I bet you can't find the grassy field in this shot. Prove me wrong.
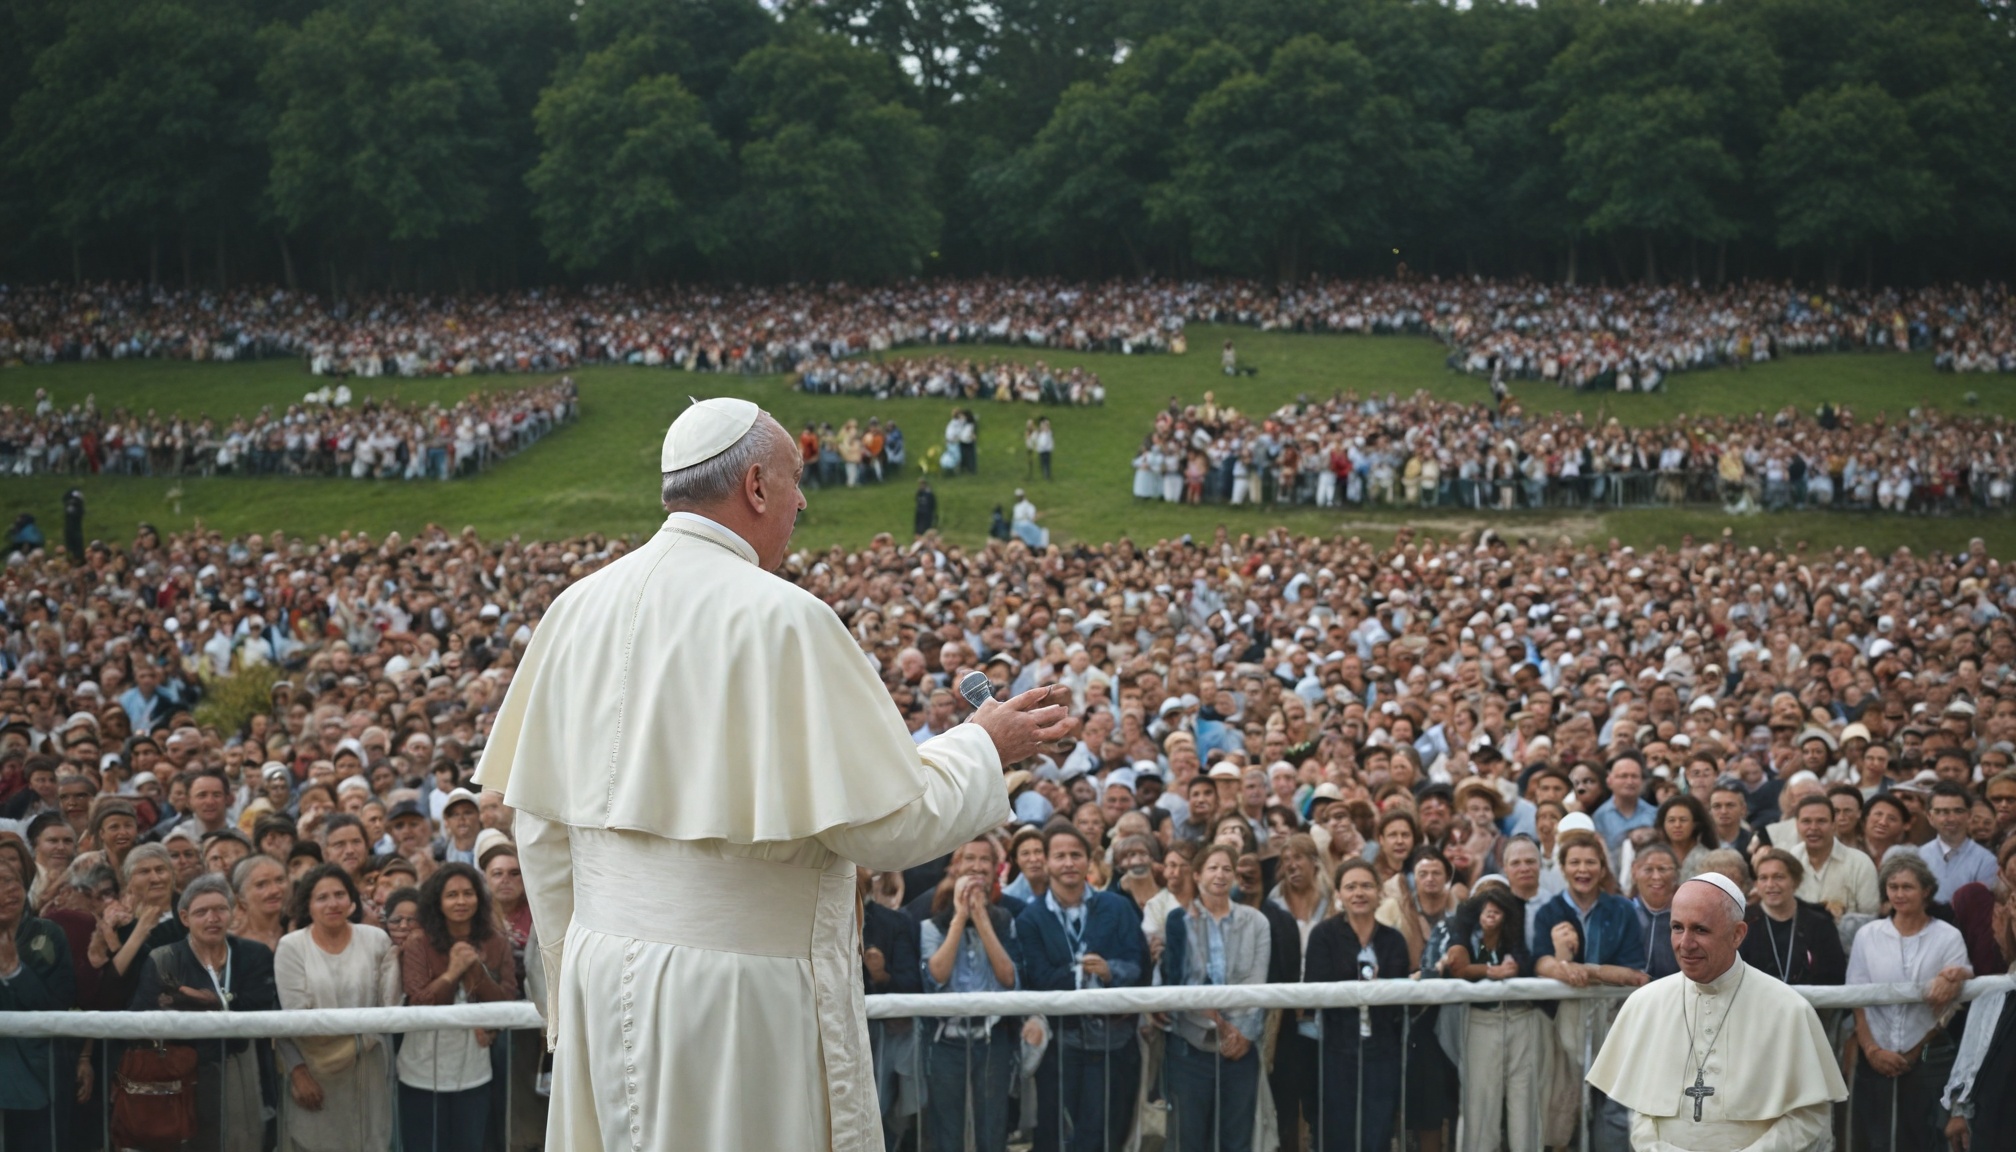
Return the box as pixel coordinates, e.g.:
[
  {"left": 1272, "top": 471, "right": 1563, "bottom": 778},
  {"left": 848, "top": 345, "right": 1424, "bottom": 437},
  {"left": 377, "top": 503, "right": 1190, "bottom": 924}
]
[{"left": 3, "top": 325, "right": 2012, "bottom": 556}]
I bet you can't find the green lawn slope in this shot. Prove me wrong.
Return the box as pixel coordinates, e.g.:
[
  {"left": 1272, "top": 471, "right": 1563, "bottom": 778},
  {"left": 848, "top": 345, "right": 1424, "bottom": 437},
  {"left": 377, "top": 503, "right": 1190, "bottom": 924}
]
[{"left": 3, "top": 325, "right": 2011, "bottom": 556}]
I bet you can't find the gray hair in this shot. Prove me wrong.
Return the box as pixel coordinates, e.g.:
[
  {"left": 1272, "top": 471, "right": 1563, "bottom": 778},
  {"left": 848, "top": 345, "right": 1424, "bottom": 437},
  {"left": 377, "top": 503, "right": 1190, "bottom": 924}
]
[
  {"left": 1878, "top": 852, "right": 1938, "bottom": 898},
  {"left": 230, "top": 852, "right": 285, "bottom": 894},
  {"left": 661, "top": 416, "right": 785, "bottom": 509},
  {"left": 177, "top": 873, "right": 235, "bottom": 916},
  {"left": 64, "top": 857, "right": 118, "bottom": 896},
  {"left": 1697, "top": 848, "right": 1751, "bottom": 886},
  {"left": 122, "top": 843, "right": 173, "bottom": 887}
]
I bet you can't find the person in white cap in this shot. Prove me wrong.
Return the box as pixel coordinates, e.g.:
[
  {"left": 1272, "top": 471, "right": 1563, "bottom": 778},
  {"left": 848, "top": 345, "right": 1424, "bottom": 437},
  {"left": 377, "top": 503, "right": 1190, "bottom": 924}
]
[
  {"left": 475, "top": 397, "right": 1076, "bottom": 1152},
  {"left": 1587, "top": 873, "right": 1847, "bottom": 1152}
]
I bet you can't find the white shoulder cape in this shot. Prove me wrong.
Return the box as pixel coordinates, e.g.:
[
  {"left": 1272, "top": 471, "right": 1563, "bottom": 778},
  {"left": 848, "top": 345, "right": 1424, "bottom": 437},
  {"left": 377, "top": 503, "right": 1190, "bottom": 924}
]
[
  {"left": 474, "top": 518, "right": 930, "bottom": 842},
  {"left": 1586, "top": 964, "right": 1848, "bottom": 1120}
]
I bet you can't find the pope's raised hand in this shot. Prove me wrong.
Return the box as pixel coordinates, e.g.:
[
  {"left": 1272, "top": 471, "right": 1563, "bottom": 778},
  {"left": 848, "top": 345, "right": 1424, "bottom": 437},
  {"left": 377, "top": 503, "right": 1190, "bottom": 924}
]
[{"left": 966, "top": 677, "right": 1077, "bottom": 766}]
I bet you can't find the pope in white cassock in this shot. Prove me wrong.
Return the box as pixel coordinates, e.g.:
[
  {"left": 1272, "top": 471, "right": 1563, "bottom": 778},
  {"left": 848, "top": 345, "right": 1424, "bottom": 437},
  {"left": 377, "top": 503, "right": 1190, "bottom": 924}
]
[
  {"left": 1587, "top": 874, "right": 1848, "bottom": 1152},
  {"left": 473, "top": 398, "right": 1075, "bottom": 1151}
]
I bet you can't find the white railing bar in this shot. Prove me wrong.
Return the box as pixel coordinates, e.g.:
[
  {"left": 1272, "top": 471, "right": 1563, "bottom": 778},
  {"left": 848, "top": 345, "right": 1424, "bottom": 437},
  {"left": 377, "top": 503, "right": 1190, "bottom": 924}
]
[
  {"left": 862, "top": 974, "right": 2016, "bottom": 1019},
  {"left": 0, "top": 1001, "right": 543, "bottom": 1040},
  {"left": 4, "top": 975, "right": 2004, "bottom": 1038}
]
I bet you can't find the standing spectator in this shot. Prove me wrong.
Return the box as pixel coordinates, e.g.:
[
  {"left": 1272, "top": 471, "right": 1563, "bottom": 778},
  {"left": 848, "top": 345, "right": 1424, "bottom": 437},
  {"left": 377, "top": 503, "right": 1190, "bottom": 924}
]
[
  {"left": 274, "top": 863, "right": 400, "bottom": 1152},
  {"left": 1303, "top": 858, "right": 1409, "bottom": 1152},
  {"left": 959, "top": 409, "right": 978, "bottom": 474},
  {"left": 1444, "top": 886, "right": 1539, "bottom": 1152},
  {"left": 1591, "top": 756, "right": 1654, "bottom": 859},
  {"left": 96, "top": 843, "right": 186, "bottom": 1011},
  {"left": 861, "top": 868, "right": 922, "bottom": 1150},
  {"left": 1652, "top": 794, "right": 1717, "bottom": 879},
  {"left": 1848, "top": 854, "right": 1973, "bottom": 1152},
  {"left": 1942, "top": 970, "right": 2015, "bottom": 1152},
  {"left": 913, "top": 480, "right": 937, "bottom": 537},
  {"left": 438, "top": 790, "right": 482, "bottom": 866},
  {"left": 1739, "top": 849, "right": 1846, "bottom": 986},
  {"left": 918, "top": 837, "right": 1018, "bottom": 1152},
  {"left": 229, "top": 854, "right": 289, "bottom": 954},
  {"left": 1010, "top": 490, "right": 1048, "bottom": 550},
  {"left": 1265, "top": 834, "right": 1328, "bottom": 1149},
  {"left": 1034, "top": 418, "right": 1055, "bottom": 482},
  {"left": 1948, "top": 839, "right": 2016, "bottom": 977},
  {"left": 1924, "top": 782, "right": 1999, "bottom": 901},
  {"left": 884, "top": 421, "right": 906, "bottom": 471},
  {"left": 26, "top": 811, "right": 76, "bottom": 911},
  {"left": 481, "top": 843, "right": 531, "bottom": 978},
  {"left": 1015, "top": 825, "right": 1145, "bottom": 1152},
  {"left": 381, "top": 888, "right": 423, "bottom": 952},
  {"left": 1530, "top": 829, "right": 1648, "bottom": 1152},
  {"left": 398, "top": 862, "right": 517, "bottom": 1152},
  {"left": 1628, "top": 843, "right": 1681, "bottom": 979},
  {"left": 1158, "top": 841, "right": 1269, "bottom": 1152},
  {"left": 1786, "top": 794, "right": 1880, "bottom": 918},
  {"left": 128, "top": 873, "right": 278, "bottom": 1152},
  {"left": 62, "top": 488, "right": 85, "bottom": 564},
  {"left": 0, "top": 851, "right": 76, "bottom": 1150},
  {"left": 1382, "top": 846, "right": 1460, "bottom": 1152}
]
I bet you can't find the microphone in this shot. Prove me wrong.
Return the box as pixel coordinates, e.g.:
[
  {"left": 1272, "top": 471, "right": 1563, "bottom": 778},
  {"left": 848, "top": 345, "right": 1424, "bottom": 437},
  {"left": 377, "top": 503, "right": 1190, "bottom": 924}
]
[{"left": 958, "top": 670, "right": 996, "bottom": 710}]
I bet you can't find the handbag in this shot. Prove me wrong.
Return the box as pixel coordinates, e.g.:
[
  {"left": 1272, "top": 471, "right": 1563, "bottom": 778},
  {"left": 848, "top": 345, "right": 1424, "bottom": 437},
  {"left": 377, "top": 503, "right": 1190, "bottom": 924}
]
[{"left": 112, "top": 1040, "right": 199, "bottom": 1151}]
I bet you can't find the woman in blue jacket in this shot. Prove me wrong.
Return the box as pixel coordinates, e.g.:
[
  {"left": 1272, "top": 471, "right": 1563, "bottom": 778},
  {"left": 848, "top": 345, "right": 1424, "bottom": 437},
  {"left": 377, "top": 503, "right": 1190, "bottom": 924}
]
[{"left": 1528, "top": 829, "right": 1648, "bottom": 1152}]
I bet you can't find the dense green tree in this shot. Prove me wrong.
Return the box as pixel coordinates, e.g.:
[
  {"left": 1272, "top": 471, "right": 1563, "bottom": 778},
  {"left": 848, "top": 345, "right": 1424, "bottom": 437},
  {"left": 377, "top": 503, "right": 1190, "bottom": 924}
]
[
  {"left": 1761, "top": 83, "right": 1939, "bottom": 282},
  {"left": 5, "top": 0, "right": 2016, "bottom": 286},
  {"left": 8, "top": 0, "right": 264, "bottom": 282},
  {"left": 527, "top": 35, "right": 730, "bottom": 275},
  {"left": 724, "top": 24, "right": 941, "bottom": 281},
  {"left": 573, "top": 0, "right": 773, "bottom": 108},
  {"left": 1155, "top": 35, "right": 1403, "bottom": 279},
  {"left": 978, "top": 36, "right": 1242, "bottom": 272},
  {"left": 1549, "top": 4, "right": 1779, "bottom": 282},
  {"left": 262, "top": 1, "right": 505, "bottom": 273}
]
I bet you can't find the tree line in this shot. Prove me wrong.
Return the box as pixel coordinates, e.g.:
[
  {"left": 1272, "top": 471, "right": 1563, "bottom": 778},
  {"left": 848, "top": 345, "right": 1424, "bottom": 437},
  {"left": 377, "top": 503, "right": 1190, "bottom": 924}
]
[{"left": 2, "top": 0, "right": 2011, "bottom": 292}]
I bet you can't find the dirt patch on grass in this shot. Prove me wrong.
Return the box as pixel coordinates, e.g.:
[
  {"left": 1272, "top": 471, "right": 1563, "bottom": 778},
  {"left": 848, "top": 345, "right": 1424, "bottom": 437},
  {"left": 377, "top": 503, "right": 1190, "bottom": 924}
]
[{"left": 1326, "top": 512, "right": 1608, "bottom": 541}]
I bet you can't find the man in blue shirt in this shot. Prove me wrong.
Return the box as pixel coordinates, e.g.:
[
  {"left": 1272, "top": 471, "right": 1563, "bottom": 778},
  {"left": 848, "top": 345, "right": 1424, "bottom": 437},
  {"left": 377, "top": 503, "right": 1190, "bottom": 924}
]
[
  {"left": 1924, "top": 781, "right": 1998, "bottom": 900},
  {"left": 1014, "top": 825, "right": 1146, "bottom": 1152},
  {"left": 117, "top": 663, "right": 181, "bottom": 734},
  {"left": 1591, "top": 755, "right": 1655, "bottom": 859}
]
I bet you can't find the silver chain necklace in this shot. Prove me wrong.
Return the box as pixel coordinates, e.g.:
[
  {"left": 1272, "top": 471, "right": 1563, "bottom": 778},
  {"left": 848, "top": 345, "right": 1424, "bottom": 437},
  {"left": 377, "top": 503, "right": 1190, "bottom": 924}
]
[{"left": 1763, "top": 912, "right": 1796, "bottom": 983}]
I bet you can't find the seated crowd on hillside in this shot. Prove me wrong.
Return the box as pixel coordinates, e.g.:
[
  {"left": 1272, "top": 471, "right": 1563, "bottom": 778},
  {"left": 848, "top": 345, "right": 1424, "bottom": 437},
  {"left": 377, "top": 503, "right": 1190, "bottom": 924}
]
[
  {"left": 0, "top": 280, "right": 1183, "bottom": 378},
  {"left": 1134, "top": 391, "right": 2016, "bottom": 514},
  {"left": 2, "top": 515, "right": 2014, "bottom": 1150},
  {"left": 0, "top": 378, "right": 576, "bottom": 479},
  {"left": 3, "top": 277, "right": 2009, "bottom": 385},
  {"left": 795, "top": 353, "right": 1107, "bottom": 404}
]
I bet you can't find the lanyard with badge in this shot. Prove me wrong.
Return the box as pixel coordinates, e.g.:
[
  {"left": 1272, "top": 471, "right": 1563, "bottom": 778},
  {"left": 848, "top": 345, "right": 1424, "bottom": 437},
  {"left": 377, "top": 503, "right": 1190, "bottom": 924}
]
[
  {"left": 1048, "top": 891, "right": 1089, "bottom": 986},
  {"left": 202, "top": 947, "right": 234, "bottom": 1010}
]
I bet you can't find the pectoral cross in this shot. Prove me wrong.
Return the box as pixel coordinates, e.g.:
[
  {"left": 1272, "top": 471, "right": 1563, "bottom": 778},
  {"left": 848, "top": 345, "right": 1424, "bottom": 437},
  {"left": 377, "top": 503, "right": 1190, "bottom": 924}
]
[{"left": 1684, "top": 1070, "right": 1715, "bottom": 1122}]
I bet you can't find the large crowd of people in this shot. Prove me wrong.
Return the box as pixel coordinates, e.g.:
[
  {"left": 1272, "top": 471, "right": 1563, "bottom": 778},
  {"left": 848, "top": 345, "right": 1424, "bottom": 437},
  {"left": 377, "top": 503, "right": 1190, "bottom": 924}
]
[
  {"left": 0, "top": 280, "right": 1183, "bottom": 378},
  {"left": 3, "top": 277, "right": 2010, "bottom": 385},
  {"left": 0, "top": 379, "right": 577, "bottom": 479},
  {"left": 796, "top": 352, "right": 1107, "bottom": 404},
  {"left": 1, "top": 510, "right": 2014, "bottom": 1149},
  {"left": 1134, "top": 391, "right": 2016, "bottom": 514}
]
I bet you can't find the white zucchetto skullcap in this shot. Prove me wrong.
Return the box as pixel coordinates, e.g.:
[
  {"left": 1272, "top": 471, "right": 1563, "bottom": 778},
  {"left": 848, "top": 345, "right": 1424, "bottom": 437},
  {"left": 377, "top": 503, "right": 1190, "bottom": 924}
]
[
  {"left": 662, "top": 397, "right": 760, "bottom": 471},
  {"left": 1681, "top": 872, "right": 1746, "bottom": 917}
]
